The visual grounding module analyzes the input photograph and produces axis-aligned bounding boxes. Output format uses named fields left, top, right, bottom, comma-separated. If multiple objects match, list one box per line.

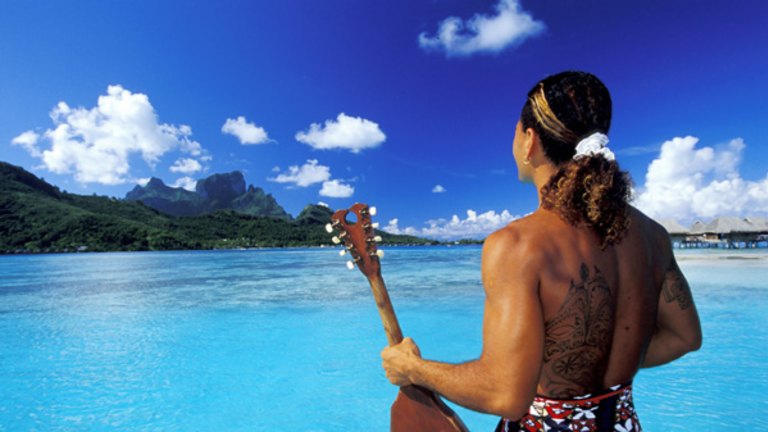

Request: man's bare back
left=503, top=205, right=700, bottom=399
left=381, top=71, right=702, bottom=428
left=381, top=203, right=702, bottom=421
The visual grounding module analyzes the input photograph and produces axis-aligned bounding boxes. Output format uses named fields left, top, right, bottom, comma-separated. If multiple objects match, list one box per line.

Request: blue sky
left=2, top=0, right=767, bottom=239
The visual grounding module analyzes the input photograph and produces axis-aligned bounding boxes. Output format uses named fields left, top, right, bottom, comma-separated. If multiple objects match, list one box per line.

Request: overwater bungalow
left=667, top=216, right=768, bottom=248
left=658, top=219, right=689, bottom=247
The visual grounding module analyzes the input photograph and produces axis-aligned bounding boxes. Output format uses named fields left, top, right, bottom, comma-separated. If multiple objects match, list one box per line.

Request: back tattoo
left=542, top=264, right=616, bottom=398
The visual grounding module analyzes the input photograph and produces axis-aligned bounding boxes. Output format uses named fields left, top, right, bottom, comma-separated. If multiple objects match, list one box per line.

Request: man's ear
left=524, top=127, right=539, bottom=161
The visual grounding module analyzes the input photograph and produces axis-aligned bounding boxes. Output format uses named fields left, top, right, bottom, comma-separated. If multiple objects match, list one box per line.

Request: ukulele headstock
left=327, top=203, right=384, bottom=278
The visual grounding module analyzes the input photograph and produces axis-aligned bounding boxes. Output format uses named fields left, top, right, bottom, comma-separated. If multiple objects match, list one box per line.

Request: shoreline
left=3, top=243, right=767, bottom=259
left=674, top=249, right=768, bottom=261
left=0, top=242, right=472, bottom=257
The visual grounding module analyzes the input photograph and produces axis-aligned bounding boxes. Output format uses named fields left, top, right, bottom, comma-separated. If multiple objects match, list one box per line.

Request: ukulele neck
left=368, top=273, right=404, bottom=347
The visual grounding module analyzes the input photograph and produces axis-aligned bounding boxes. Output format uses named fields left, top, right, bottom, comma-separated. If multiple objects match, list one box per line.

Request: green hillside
left=0, top=162, right=435, bottom=254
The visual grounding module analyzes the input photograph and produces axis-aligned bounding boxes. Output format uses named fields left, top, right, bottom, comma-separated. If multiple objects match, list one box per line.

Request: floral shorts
left=495, top=382, right=641, bottom=432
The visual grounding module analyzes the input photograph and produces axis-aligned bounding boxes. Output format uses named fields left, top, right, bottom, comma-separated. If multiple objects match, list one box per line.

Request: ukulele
left=327, top=203, right=468, bottom=432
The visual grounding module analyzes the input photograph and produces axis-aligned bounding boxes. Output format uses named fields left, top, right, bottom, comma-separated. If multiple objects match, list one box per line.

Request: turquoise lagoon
left=1, top=247, right=766, bottom=431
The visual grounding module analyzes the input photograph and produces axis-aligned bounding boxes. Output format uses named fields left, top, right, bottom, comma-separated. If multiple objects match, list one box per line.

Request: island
left=0, top=161, right=437, bottom=254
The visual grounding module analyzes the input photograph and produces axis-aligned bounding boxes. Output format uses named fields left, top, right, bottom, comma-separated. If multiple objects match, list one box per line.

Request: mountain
left=125, top=171, right=290, bottom=219
left=231, top=185, right=292, bottom=220
left=125, top=177, right=203, bottom=216
left=0, top=161, right=435, bottom=253
left=195, top=172, right=245, bottom=202
left=295, top=204, right=334, bottom=226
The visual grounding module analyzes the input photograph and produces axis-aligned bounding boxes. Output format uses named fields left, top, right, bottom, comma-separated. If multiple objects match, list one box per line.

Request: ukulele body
left=391, top=386, right=468, bottom=432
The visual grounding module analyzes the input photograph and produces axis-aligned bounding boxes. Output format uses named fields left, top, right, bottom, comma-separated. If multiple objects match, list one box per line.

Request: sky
left=2, top=0, right=767, bottom=239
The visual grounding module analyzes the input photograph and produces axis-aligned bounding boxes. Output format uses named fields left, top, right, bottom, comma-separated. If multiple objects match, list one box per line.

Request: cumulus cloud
left=221, top=116, right=271, bottom=145
left=385, top=209, right=520, bottom=240
left=172, top=176, right=197, bottom=192
left=295, top=113, right=385, bottom=153
left=10, top=85, right=204, bottom=185
left=268, top=159, right=354, bottom=198
left=169, top=157, right=202, bottom=174
left=136, top=177, right=151, bottom=187
left=385, top=219, right=419, bottom=237
left=268, top=159, right=331, bottom=187
left=432, top=184, right=447, bottom=193
left=635, top=136, right=768, bottom=220
left=320, top=180, right=354, bottom=198
left=11, top=130, right=42, bottom=157
left=418, top=0, right=544, bottom=57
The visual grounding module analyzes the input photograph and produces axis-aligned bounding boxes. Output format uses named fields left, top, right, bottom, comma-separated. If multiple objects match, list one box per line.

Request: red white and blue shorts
left=495, top=382, right=641, bottom=432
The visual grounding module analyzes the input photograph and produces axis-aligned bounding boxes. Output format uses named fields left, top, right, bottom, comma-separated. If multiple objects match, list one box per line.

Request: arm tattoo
left=542, top=264, right=615, bottom=398
left=661, top=260, right=693, bottom=310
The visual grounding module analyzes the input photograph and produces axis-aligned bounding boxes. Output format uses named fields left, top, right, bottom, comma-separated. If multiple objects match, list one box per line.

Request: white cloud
left=418, top=0, right=544, bottom=57
left=135, top=177, right=151, bottom=187
left=11, top=85, right=204, bottom=185
left=221, top=116, right=271, bottom=145
left=385, top=219, right=420, bottom=237
left=616, top=144, right=662, bottom=156
left=385, top=209, right=520, bottom=240
left=268, top=159, right=354, bottom=198
left=268, top=159, right=331, bottom=187
left=317, top=201, right=330, bottom=208
left=635, top=136, right=768, bottom=220
left=11, top=130, right=42, bottom=157
left=295, top=113, right=385, bottom=153
left=320, top=180, right=354, bottom=198
left=170, top=158, right=202, bottom=174
left=172, top=176, right=197, bottom=192
left=432, top=184, right=447, bottom=193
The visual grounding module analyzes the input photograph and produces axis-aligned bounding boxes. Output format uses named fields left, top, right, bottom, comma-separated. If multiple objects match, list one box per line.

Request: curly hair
left=520, top=71, right=633, bottom=248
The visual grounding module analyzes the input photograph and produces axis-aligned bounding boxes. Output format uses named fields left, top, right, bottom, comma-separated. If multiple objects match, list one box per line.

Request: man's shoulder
left=626, top=205, right=671, bottom=245
left=487, top=211, right=561, bottom=242
left=484, top=214, right=545, bottom=262
left=487, top=214, right=533, bottom=245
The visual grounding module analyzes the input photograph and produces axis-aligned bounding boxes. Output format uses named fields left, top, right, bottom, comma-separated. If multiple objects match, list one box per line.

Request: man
left=381, top=71, right=702, bottom=431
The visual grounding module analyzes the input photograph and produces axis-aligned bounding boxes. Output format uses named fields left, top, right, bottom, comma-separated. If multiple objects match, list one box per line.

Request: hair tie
left=573, top=132, right=614, bottom=161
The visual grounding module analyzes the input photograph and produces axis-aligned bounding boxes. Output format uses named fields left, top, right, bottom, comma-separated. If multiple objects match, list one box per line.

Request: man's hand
left=381, top=337, right=421, bottom=386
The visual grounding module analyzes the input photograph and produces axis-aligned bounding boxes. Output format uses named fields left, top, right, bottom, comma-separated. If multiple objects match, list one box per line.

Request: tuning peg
left=368, top=206, right=377, bottom=216
left=373, top=235, right=382, bottom=242
left=325, top=223, right=334, bottom=233
left=371, top=222, right=380, bottom=229
left=376, top=249, right=384, bottom=258
left=339, top=249, right=346, bottom=256
left=346, top=260, right=355, bottom=270
left=332, top=236, right=341, bottom=244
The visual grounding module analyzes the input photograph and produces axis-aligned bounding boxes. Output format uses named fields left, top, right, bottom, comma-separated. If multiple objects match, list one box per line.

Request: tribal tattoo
left=661, top=260, right=693, bottom=310
left=542, top=264, right=616, bottom=398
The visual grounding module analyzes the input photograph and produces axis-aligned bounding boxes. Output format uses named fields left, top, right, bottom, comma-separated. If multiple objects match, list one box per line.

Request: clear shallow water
left=0, top=247, right=766, bottom=431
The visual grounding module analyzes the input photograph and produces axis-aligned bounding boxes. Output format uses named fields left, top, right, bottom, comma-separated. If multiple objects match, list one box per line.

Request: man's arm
left=641, top=234, right=702, bottom=368
left=381, top=227, right=544, bottom=420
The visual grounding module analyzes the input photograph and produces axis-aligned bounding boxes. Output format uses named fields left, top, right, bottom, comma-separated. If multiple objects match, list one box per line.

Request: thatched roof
left=689, top=220, right=708, bottom=234
left=745, top=216, right=768, bottom=231
left=658, top=219, right=689, bottom=235
left=702, top=216, right=762, bottom=234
